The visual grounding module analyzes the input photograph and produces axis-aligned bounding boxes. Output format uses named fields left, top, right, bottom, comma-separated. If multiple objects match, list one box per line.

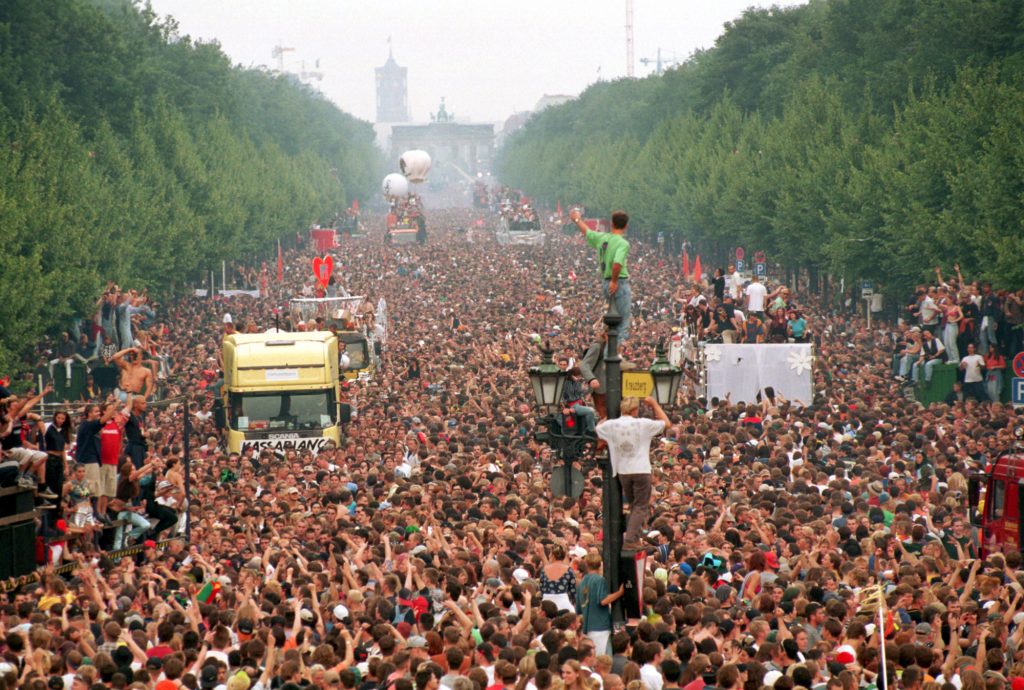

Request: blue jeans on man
left=912, top=358, right=941, bottom=384
left=558, top=405, right=597, bottom=435
left=603, top=278, right=632, bottom=342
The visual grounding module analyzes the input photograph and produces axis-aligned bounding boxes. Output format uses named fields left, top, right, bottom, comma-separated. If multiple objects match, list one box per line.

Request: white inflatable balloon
left=382, top=173, right=409, bottom=198
left=399, top=150, right=432, bottom=183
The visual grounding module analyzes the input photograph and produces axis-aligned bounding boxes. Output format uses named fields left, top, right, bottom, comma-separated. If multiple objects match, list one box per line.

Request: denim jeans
left=912, top=359, right=941, bottom=383
left=558, top=405, right=597, bottom=435
left=987, top=369, right=1004, bottom=403
left=980, top=316, right=998, bottom=355
left=603, top=279, right=632, bottom=342
left=899, top=354, right=915, bottom=378
left=114, top=511, right=151, bottom=549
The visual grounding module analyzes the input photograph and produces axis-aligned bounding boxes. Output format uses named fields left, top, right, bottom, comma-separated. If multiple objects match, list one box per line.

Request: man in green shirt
left=569, top=209, right=633, bottom=341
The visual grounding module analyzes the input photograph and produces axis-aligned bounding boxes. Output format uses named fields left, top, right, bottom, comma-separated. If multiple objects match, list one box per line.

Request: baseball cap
left=835, top=645, right=856, bottom=664
left=333, top=604, right=350, bottom=621
left=200, top=665, right=219, bottom=689
left=406, top=636, right=428, bottom=649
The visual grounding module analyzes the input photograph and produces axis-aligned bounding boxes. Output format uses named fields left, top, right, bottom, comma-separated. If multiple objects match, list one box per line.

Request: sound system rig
left=0, top=486, right=39, bottom=579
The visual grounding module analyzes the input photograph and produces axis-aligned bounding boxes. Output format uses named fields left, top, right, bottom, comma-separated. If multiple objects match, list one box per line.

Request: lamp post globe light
left=648, top=340, right=683, bottom=407
left=527, top=347, right=566, bottom=414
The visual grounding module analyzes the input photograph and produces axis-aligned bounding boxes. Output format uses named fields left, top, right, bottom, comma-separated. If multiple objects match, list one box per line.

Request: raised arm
left=568, top=209, right=589, bottom=238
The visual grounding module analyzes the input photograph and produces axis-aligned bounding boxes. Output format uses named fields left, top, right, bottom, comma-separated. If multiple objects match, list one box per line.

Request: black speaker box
left=0, top=519, right=37, bottom=579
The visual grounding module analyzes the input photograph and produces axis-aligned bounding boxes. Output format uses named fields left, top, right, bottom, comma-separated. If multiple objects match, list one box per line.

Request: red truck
left=969, top=450, right=1024, bottom=556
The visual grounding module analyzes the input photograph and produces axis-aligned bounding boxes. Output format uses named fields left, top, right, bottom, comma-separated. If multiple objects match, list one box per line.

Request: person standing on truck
left=569, top=209, right=632, bottom=342
left=959, top=343, right=986, bottom=401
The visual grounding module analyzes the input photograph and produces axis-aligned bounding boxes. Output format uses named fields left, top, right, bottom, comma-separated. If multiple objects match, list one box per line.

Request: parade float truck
left=288, top=296, right=378, bottom=381
left=221, top=331, right=342, bottom=454
left=969, top=446, right=1024, bottom=556
left=387, top=213, right=421, bottom=244
left=496, top=216, right=544, bottom=246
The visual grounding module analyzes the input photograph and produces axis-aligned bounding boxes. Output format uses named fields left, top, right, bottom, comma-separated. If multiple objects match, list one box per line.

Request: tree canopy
left=498, top=0, right=1024, bottom=293
left=0, top=0, right=383, bottom=371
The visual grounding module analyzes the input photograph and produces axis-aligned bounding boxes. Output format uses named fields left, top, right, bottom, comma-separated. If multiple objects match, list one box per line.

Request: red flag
left=556, top=201, right=563, bottom=217
left=682, top=251, right=690, bottom=278
left=276, top=239, right=283, bottom=283
left=352, top=199, right=359, bottom=212
left=568, top=270, right=577, bottom=282
left=692, top=255, right=703, bottom=283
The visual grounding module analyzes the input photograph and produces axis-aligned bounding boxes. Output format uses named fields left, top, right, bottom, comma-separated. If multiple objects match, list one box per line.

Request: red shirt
left=100, top=417, right=125, bottom=466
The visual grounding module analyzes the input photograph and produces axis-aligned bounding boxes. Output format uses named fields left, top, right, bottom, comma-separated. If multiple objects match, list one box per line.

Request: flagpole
left=878, top=585, right=888, bottom=690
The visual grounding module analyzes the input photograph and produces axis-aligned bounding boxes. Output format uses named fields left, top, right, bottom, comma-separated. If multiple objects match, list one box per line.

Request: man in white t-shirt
left=745, top=275, right=767, bottom=318
left=959, top=343, right=987, bottom=401
left=727, top=264, right=745, bottom=300
left=596, top=396, right=669, bottom=552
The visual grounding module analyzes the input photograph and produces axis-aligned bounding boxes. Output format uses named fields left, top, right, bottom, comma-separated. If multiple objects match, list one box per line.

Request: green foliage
left=498, top=0, right=1024, bottom=294
left=0, top=0, right=383, bottom=371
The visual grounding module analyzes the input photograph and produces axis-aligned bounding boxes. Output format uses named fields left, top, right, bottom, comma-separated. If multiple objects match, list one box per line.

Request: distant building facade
left=375, top=48, right=409, bottom=123
left=390, top=99, right=495, bottom=181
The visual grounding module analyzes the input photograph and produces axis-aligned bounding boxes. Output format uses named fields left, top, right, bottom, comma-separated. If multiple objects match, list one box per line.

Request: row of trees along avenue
left=0, top=0, right=383, bottom=371
left=497, top=0, right=1024, bottom=297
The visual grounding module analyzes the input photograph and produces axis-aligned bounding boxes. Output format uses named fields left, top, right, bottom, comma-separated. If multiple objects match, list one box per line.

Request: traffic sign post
left=755, top=262, right=766, bottom=277
left=735, top=247, right=745, bottom=261
left=1013, top=352, right=1024, bottom=378
left=735, top=259, right=745, bottom=273
left=1012, top=377, right=1024, bottom=407
left=622, top=371, right=653, bottom=398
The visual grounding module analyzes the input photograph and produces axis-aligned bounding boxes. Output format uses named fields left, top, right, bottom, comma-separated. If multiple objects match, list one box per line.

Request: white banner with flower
left=701, top=343, right=813, bottom=407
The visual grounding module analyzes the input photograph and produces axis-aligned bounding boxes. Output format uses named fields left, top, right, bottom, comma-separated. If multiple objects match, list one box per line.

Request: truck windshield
left=229, top=390, right=336, bottom=431
left=343, top=341, right=368, bottom=369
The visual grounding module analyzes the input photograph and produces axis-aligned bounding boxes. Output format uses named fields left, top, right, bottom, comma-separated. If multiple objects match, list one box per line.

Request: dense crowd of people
left=1, top=209, right=1023, bottom=690
left=891, top=274, right=1022, bottom=402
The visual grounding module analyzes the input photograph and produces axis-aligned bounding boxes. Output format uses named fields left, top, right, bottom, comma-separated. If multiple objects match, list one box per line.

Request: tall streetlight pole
left=600, top=299, right=625, bottom=624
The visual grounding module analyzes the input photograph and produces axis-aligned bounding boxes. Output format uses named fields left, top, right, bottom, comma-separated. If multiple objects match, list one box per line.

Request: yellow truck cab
left=221, top=331, right=342, bottom=454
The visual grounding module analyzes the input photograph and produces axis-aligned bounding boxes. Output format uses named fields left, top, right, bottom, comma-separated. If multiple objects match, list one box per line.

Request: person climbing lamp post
left=528, top=301, right=682, bottom=625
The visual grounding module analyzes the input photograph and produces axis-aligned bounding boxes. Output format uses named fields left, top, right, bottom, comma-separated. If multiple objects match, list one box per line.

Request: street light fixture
left=528, top=346, right=566, bottom=414
left=648, top=340, right=683, bottom=407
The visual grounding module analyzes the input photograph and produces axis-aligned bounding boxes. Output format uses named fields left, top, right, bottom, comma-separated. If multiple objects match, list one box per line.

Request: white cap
left=764, top=671, right=783, bottom=688
left=512, top=568, right=530, bottom=583
left=333, top=604, right=349, bottom=621
left=223, top=313, right=233, bottom=324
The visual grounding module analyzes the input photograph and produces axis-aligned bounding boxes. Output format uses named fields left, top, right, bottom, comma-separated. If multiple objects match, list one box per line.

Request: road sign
left=755, top=262, right=767, bottom=277
left=735, top=259, right=745, bottom=273
left=754, top=250, right=766, bottom=263
left=735, top=247, right=745, bottom=260
left=551, top=464, right=585, bottom=498
left=622, top=371, right=653, bottom=398
left=1013, top=377, right=1024, bottom=406
left=1014, top=352, right=1024, bottom=378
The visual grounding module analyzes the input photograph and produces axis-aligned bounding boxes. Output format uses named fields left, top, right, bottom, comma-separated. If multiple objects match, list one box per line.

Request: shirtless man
left=112, top=347, right=154, bottom=400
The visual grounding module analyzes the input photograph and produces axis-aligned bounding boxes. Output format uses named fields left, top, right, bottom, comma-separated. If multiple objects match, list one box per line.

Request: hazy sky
left=148, top=1, right=806, bottom=124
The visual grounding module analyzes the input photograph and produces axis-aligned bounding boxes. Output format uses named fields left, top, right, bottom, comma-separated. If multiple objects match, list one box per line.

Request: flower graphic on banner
left=787, top=349, right=813, bottom=376
left=705, top=345, right=722, bottom=362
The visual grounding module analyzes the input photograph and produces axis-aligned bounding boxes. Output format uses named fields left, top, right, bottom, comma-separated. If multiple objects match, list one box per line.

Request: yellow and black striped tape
left=0, top=539, right=184, bottom=593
